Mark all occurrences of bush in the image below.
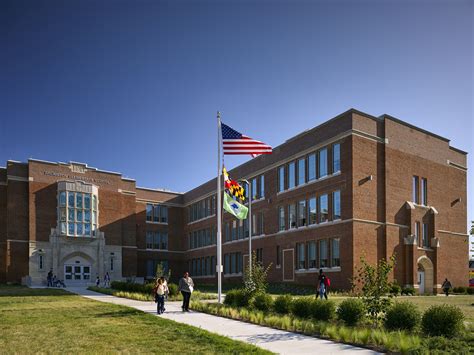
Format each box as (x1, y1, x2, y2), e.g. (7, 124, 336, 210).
(311, 299, 336, 321)
(167, 283, 179, 296)
(421, 304, 465, 337)
(390, 283, 401, 296)
(224, 289, 250, 307)
(253, 293, 273, 312)
(337, 298, 366, 326)
(467, 287, 474, 295)
(273, 294, 293, 314)
(384, 301, 421, 331)
(110, 281, 154, 294)
(452, 286, 467, 294)
(290, 297, 313, 319)
(401, 286, 415, 296)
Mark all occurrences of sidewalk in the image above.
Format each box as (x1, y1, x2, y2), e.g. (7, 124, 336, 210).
(68, 287, 379, 355)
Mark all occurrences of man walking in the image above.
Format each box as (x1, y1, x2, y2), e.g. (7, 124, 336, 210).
(442, 278, 452, 296)
(178, 271, 194, 312)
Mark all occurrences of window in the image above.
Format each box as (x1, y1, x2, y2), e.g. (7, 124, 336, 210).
(252, 214, 257, 236)
(59, 188, 97, 237)
(412, 176, 419, 204)
(298, 200, 307, 227)
(278, 206, 285, 231)
(421, 178, 427, 205)
(319, 194, 328, 223)
(319, 239, 328, 267)
(39, 254, 44, 270)
(297, 158, 305, 186)
(225, 222, 230, 242)
(308, 242, 317, 268)
(146, 260, 154, 277)
(161, 206, 168, 223)
(224, 254, 230, 274)
(308, 153, 316, 181)
(288, 204, 297, 229)
(153, 205, 160, 222)
(333, 143, 340, 173)
(252, 177, 258, 199)
(231, 253, 237, 274)
(238, 220, 243, 239)
(110, 257, 114, 271)
(161, 233, 168, 249)
(308, 197, 317, 225)
(146, 232, 153, 249)
(297, 243, 306, 269)
(256, 248, 263, 264)
(244, 218, 249, 238)
(415, 221, 420, 244)
(288, 162, 296, 189)
(146, 204, 153, 221)
(258, 212, 264, 235)
(189, 198, 215, 223)
(276, 246, 281, 266)
(260, 175, 265, 198)
(278, 166, 285, 192)
(318, 148, 328, 178)
(232, 220, 237, 240)
(333, 190, 341, 220)
(331, 238, 340, 267)
(422, 223, 429, 248)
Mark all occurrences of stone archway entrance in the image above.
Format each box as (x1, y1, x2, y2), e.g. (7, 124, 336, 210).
(60, 252, 95, 286)
(417, 256, 434, 294)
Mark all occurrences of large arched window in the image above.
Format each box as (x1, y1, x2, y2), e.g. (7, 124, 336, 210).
(58, 181, 99, 237)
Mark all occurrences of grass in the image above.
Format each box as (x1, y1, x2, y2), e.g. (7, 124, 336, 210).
(88, 286, 217, 302)
(0, 285, 270, 354)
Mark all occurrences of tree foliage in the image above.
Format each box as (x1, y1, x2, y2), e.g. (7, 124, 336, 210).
(243, 251, 272, 296)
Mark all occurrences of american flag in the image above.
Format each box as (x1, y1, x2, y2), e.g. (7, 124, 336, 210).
(221, 123, 272, 157)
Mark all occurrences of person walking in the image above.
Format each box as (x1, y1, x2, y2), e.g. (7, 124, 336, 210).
(104, 272, 110, 288)
(47, 269, 53, 287)
(317, 269, 329, 300)
(154, 279, 166, 314)
(95, 275, 100, 287)
(178, 271, 194, 312)
(442, 278, 452, 296)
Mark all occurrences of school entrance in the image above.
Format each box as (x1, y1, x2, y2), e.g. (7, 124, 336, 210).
(64, 264, 91, 284)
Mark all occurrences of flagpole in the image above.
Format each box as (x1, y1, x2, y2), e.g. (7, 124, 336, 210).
(216, 111, 223, 304)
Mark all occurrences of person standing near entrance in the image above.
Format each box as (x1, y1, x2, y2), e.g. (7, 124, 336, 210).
(104, 272, 110, 288)
(442, 278, 452, 296)
(178, 271, 194, 312)
(47, 269, 53, 287)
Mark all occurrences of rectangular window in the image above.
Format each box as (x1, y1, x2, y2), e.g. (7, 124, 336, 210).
(225, 222, 230, 242)
(333, 190, 341, 220)
(319, 194, 328, 223)
(76, 223, 83, 235)
(319, 239, 328, 267)
(232, 220, 237, 240)
(244, 218, 249, 238)
(161, 206, 168, 223)
(110, 257, 114, 271)
(276, 246, 281, 266)
(288, 162, 296, 189)
(331, 238, 340, 267)
(161, 233, 168, 250)
(278, 166, 285, 192)
(146, 260, 154, 277)
(231, 253, 237, 274)
(412, 176, 419, 204)
(308, 241, 317, 269)
(146, 231, 153, 249)
(421, 178, 427, 205)
(68, 192, 75, 207)
(146, 204, 153, 222)
(252, 178, 258, 199)
(308, 197, 317, 225)
(153, 232, 160, 249)
(76, 193, 83, 208)
(39, 254, 43, 270)
(204, 199, 209, 218)
(153, 205, 160, 222)
(224, 254, 230, 274)
(59, 191, 66, 207)
(333, 143, 341, 173)
(415, 221, 420, 245)
(422, 223, 429, 248)
(260, 175, 265, 198)
(297, 158, 305, 186)
(297, 243, 306, 269)
(211, 256, 216, 274)
(258, 212, 264, 235)
(237, 253, 242, 273)
(318, 148, 328, 178)
(238, 220, 243, 240)
(256, 248, 263, 264)
(288, 204, 297, 229)
(308, 153, 316, 181)
(298, 200, 306, 227)
(278, 206, 285, 231)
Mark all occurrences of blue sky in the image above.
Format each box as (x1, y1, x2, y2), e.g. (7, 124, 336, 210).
(1, 0, 472, 230)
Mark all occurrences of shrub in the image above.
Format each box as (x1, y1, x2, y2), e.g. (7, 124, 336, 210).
(273, 294, 293, 314)
(390, 283, 401, 296)
(384, 301, 421, 331)
(290, 297, 313, 319)
(401, 286, 415, 296)
(421, 304, 464, 337)
(224, 289, 250, 307)
(311, 299, 336, 321)
(167, 283, 179, 296)
(337, 298, 366, 326)
(467, 287, 474, 295)
(253, 293, 273, 312)
(452, 286, 468, 294)
(110, 281, 154, 294)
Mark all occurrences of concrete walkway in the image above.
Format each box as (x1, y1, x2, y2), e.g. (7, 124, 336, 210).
(68, 287, 380, 355)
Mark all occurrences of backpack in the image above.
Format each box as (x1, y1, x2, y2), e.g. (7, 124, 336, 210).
(324, 277, 331, 287)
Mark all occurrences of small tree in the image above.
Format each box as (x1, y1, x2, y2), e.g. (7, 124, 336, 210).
(243, 251, 272, 296)
(351, 255, 396, 326)
(155, 262, 171, 282)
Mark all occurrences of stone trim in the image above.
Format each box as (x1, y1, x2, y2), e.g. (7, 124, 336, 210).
(437, 230, 468, 237)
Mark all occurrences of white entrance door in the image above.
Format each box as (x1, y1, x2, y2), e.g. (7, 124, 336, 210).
(64, 264, 91, 283)
(418, 271, 425, 294)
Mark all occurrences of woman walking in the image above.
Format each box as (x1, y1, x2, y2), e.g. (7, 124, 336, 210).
(178, 271, 194, 312)
(154, 278, 166, 314)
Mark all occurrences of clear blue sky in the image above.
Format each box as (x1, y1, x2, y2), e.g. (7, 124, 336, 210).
(1, 0, 472, 230)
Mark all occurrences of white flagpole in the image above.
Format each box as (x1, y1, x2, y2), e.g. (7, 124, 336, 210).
(216, 111, 223, 303)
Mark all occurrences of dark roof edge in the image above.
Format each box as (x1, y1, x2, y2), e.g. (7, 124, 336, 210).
(449, 146, 468, 155)
(381, 114, 450, 143)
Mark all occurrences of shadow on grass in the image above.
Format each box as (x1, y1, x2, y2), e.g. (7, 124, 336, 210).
(0, 285, 74, 297)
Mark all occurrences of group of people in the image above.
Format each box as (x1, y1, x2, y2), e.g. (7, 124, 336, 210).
(152, 271, 194, 315)
(47, 269, 66, 287)
(95, 272, 111, 288)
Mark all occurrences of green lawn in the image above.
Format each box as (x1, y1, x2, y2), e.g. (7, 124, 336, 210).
(0, 285, 270, 354)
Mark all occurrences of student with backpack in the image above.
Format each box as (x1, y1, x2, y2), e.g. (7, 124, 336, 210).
(317, 269, 330, 300)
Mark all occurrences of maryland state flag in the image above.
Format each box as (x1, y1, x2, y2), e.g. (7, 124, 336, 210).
(223, 167, 245, 201)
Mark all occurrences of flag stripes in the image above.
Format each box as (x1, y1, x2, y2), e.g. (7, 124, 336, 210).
(221, 123, 272, 156)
